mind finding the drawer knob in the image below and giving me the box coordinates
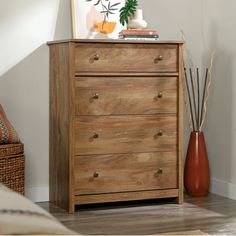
[154,55,163,63]
[157,92,163,98]
[154,168,163,177]
[92,93,99,99]
[93,172,99,178]
[154,130,163,138]
[93,53,100,61]
[158,130,163,136]
[93,133,99,139]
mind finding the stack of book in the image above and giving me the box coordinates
[119,29,160,40]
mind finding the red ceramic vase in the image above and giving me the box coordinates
[184,131,210,197]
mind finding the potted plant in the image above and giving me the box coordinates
[119,0,138,26]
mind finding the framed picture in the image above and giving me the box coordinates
[71,0,125,39]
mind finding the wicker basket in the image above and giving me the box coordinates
[0,143,25,195]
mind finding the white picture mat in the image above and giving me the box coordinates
[71,0,125,39]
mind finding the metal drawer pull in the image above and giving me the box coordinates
[92,93,99,99]
[93,172,99,178]
[154,130,163,139]
[154,55,163,63]
[93,53,100,61]
[157,92,163,98]
[154,168,163,177]
[93,133,99,139]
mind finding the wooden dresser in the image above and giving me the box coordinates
[48,39,184,213]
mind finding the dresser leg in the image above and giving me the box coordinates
[176,194,184,204]
[69,204,75,214]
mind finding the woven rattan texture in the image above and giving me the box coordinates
[0,143,24,195]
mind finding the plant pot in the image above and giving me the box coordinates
[128,9,147,29]
[184,131,210,197]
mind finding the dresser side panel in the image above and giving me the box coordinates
[177,44,184,203]
[49,43,72,211]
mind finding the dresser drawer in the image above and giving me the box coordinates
[74,43,178,73]
[75,77,177,115]
[74,115,177,155]
[74,152,177,195]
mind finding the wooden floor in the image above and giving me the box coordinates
[39,194,236,235]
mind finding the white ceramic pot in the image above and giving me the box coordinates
[127,9,147,29]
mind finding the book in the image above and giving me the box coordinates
[120,34,159,38]
[119,29,159,36]
[121,37,160,41]
[119,34,160,40]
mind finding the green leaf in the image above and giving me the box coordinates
[119,0,138,26]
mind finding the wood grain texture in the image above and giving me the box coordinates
[75,189,179,205]
[74,152,177,195]
[68,43,76,213]
[74,115,177,155]
[177,45,184,204]
[49,43,71,211]
[39,194,236,235]
[48,41,184,212]
[75,43,178,73]
[75,76,177,116]
[75,72,180,77]
[47,39,184,45]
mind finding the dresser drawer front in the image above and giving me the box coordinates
[75,77,177,116]
[74,43,178,73]
[74,152,177,195]
[74,115,177,155]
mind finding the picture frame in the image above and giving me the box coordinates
[71,0,125,39]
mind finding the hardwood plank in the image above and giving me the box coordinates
[74,115,177,155]
[75,77,177,116]
[74,43,178,73]
[74,152,177,195]
[39,194,236,235]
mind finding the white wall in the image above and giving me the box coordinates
[202,0,236,198]
[0,0,71,201]
[0,0,236,201]
[140,0,236,199]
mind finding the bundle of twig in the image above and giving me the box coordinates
[181,30,215,132]
[184,60,214,132]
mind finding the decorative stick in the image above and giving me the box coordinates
[200,52,215,131]
[189,68,198,130]
[197,68,200,130]
[183,66,193,131]
[184,68,196,131]
[200,68,208,128]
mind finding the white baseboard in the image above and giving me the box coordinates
[25,186,49,203]
[210,178,236,200]
[24,178,236,203]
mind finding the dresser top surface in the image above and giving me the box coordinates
[47,39,184,45]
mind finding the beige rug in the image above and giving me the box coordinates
[163,230,207,235]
